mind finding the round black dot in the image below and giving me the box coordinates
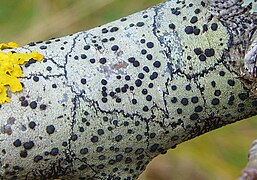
[34,155,43,162]
[115,135,123,142]
[153,61,161,68]
[195,105,203,112]
[23,141,34,150]
[46,66,52,71]
[71,134,78,141]
[125,75,131,81]
[97,146,104,152]
[238,93,248,101]
[50,148,59,156]
[219,71,225,76]
[169,23,176,29]
[133,61,140,67]
[20,150,28,158]
[143,106,149,112]
[204,48,215,57]
[79,127,84,132]
[125,147,133,153]
[228,79,235,86]
[111,45,119,51]
[136,134,142,141]
[102,97,108,103]
[138,73,144,79]
[13,139,22,147]
[81,78,87,85]
[214,90,221,96]
[137,22,144,27]
[150,72,158,80]
[146,54,153,60]
[90,58,95,63]
[177,108,182,114]
[181,98,189,105]
[46,125,55,135]
[98,155,106,161]
[149,133,156,139]
[199,54,206,61]
[150,144,159,152]
[203,24,208,32]
[40,46,47,50]
[91,136,99,143]
[148,83,153,88]
[191,96,199,103]
[97,129,104,135]
[40,104,47,110]
[29,121,36,129]
[190,16,198,23]
[194,48,203,55]
[135,79,142,87]
[135,148,144,155]
[52,84,57,88]
[185,85,191,91]
[84,45,90,50]
[33,76,39,82]
[171,85,177,90]
[80,148,88,154]
[143,66,150,73]
[81,54,87,59]
[142,89,148,95]
[190,113,199,120]
[211,98,220,105]
[116,154,123,162]
[185,26,194,34]
[132,99,137,104]
[146,95,152,101]
[110,27,119,32]
[193,28,200,35]
[62,141,68,147]
[141,49,147,55]
[211,23,218,31]
[194,8,201,14]
[30,101,37,109]
[128,57,135,63]
[99,58,107,64]
[171,97,177,103]
[101,79,107,85]
[21,100,28,107]
[146,42,154,48]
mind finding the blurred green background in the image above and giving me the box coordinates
[1,1,257,179]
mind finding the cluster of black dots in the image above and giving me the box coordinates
[78,26,163,114]
[72,110,162,179]
[19,96,47,111]
[10,121,58,164]
[3,0,257,179]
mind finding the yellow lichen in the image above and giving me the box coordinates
[0,42,43,104]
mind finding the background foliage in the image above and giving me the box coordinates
[1,1,257,179]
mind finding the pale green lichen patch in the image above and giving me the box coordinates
[0,42,43,104]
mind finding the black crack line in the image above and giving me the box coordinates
[63,31,84,80]
[45,57,65,68]
[22,73,66,80]
[75,157,99,179]
[152,5,184,79]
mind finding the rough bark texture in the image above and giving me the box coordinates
[240,139,257,180]
[1,0,257,179]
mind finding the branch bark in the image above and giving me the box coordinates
[1,0,257,179]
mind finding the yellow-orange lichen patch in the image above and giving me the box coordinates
[0,42,43,104]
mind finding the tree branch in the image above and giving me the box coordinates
[1,0,257,179]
